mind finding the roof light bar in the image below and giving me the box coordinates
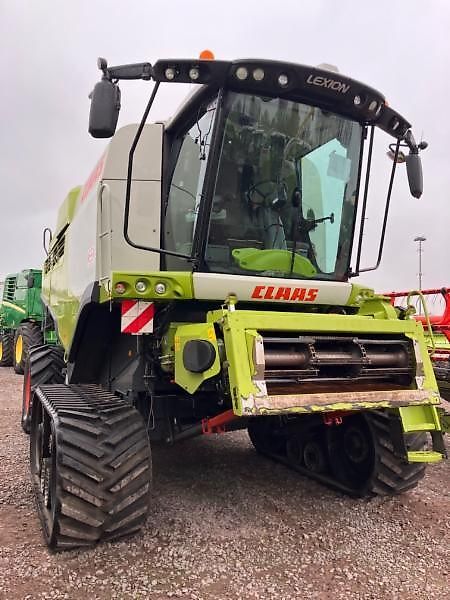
[94,56,414,139]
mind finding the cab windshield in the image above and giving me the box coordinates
[165,91,363,280]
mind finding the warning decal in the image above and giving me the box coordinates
[120,300,154,335]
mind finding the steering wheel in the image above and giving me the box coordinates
[246,180,288,210]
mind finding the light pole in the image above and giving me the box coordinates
[414,235,426,291]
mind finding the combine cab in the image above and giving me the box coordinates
[23,55,446,550]
[0,269,43,373]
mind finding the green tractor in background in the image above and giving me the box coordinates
[0,269,44,373]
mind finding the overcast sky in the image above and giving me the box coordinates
[1,0,449,294]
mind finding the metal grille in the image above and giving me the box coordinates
[3,277,17,301]
[44,235,65,274]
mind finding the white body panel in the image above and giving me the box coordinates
[66,123,163,298]
[102,124,163,181]
[78,123,164,292]
[98,179,161,282]
[67,190,98,298]
[98,123,163,286]
[192,273,352,305]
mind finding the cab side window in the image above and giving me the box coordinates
[164,102,217,269]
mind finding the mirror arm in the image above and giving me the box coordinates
[122,81,192,261]
[357,139,399,274]
[404,129,419,154]
[97,57,152,81]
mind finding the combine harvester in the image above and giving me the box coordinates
[23,54,446,550]
[0,269,44,373]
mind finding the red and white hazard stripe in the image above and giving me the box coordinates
[121,300,154,334]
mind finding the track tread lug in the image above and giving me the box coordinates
[29,384,151,551]
[367,411,426,496]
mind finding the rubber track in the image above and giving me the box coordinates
[0,331,13,366]
[248,410,427,498]
[14,322,43,374]
[32,384,152,550]
[22,345,65,434]
[366,411,426,496]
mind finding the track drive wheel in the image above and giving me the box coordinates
[326,411,427,497]
[22,345,65,434]
[248,417,286,456]
[13,322,43,374]
[0,331,13,367]
[30,384,152,550]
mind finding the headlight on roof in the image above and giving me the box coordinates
[252,68,265,81]
[164,67,177,80]
[278,73,289,87]
[235,66,249,80]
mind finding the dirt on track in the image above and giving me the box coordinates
[0,367,449,600]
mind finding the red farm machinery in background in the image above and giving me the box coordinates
[387,288,450,406]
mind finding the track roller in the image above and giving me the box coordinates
[302,438,327,474]
[248,410,426,497]
[30,384,152,550]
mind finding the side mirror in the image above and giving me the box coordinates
[27,275,35,289]
[406,153,423,199]
[88,78,121,138]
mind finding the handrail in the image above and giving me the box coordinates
[405,290,436,354]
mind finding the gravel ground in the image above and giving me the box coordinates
[0,367,449,600]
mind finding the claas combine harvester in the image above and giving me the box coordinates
[22,54,446,550]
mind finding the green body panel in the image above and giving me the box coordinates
[53,187,81,239]
[231,248,317,278]
[345,283,379,305]
[174,323,221,393]
[0,269,43,331]
[398,404,442,432]
[41,187,83,352]
[407,451,442,463]
[110,271,194,301]
[357,297,398,320]
[41,246,80,352]
[44,270,195,354]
